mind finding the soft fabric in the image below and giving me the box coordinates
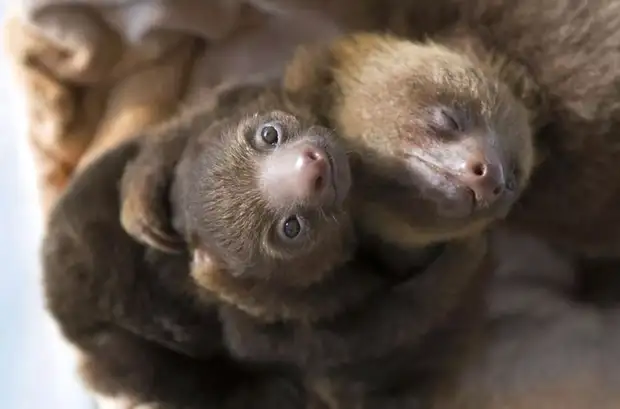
[3,0,347,214]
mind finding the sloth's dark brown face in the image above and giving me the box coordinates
[182,107,355,287]
[329,34,534,243]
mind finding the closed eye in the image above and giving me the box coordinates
[444,111,460,131]
[429,107,464,134]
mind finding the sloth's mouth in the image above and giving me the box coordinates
[405,152,478,219]
[324,151,339,199]
[406,151,468,192]
[324,147,351,208]
[406,150,517,220]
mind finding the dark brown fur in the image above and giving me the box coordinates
[273,14,620,407]
[43,1,620,406]
[48,27,543,405]
[220,234,489,409]
[121,86,394,324]
[43,85,416,409]
[42,100,313,409]
[208,32,540,408]
[116,78,499,409]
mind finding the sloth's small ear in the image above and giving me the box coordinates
[282,41,334,121]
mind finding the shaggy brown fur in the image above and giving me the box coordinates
[42,94,318,409]
[220,234,489,409]
[120,86,394,324]
[45,0,620,406]
[42,75,499,409]
[283,32,535,248]
[364,0,620,259]
[271,17,620,407]
[116,26,555,407]
[42,158,306,409]
[39,85,413,409]
[211,32,543,409]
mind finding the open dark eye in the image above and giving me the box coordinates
[281,216,303,239]
[260,124,281,146]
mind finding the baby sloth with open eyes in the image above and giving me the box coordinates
[43,85,390,409]
[166,95,379,321]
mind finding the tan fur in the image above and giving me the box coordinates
[361,203,492,248]
[361,0,620,258]
[283,33,535,247]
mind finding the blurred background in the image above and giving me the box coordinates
[0,1,94,408]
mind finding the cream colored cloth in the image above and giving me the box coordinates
[3,0,351,215]
[432,227,620,409]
